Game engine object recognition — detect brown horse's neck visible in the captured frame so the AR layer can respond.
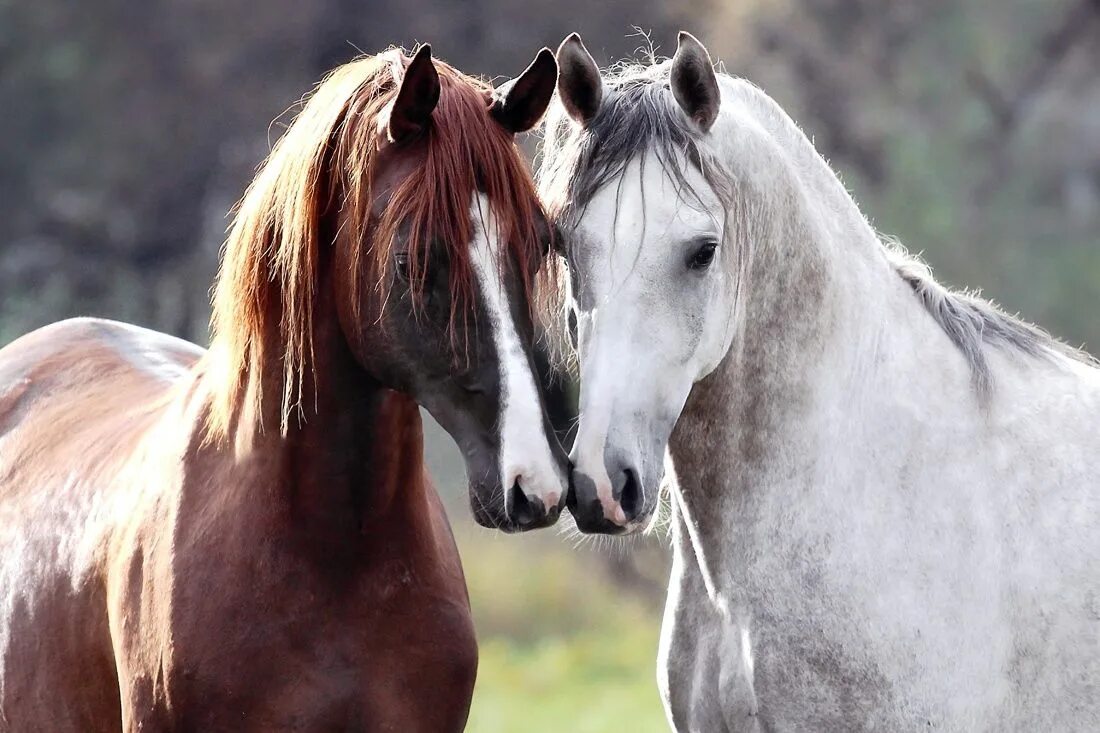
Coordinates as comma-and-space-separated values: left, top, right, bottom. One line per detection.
207, 287, 427, 544
283, 317, 426, 535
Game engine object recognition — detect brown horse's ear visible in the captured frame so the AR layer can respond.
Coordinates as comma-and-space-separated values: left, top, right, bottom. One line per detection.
555, 33, 602, 126
387, 44, 440, 143
490, 48, 558, 134
670, 31, 720, 132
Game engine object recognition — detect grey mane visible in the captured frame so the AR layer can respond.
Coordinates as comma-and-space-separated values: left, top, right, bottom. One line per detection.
883, 241, 1094, 394
540, 59, 1094, 394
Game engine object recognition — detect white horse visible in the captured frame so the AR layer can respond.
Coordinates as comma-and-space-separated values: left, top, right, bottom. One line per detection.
539, 32, 1100, 732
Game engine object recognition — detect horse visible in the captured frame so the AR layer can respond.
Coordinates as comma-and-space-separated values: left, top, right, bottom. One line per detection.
539, 31, 1100, 731
0, 44, 567, 731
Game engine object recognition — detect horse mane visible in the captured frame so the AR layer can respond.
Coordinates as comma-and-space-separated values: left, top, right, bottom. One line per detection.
881, 239, 1095, 393
205, 48, 546, 438
538, 56, 1095, 396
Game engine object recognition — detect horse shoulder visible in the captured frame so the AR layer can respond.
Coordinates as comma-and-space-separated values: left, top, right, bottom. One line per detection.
347, 474, 477, 729
373, 473, 477, 700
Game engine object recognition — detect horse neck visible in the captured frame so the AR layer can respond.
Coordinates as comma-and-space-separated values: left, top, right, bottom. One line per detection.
205, 272, 429, 545
668, 106, 976, 588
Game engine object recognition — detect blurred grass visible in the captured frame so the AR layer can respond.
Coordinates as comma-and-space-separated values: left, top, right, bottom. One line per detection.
469, 631, 666, 733
455, 526, 668, 733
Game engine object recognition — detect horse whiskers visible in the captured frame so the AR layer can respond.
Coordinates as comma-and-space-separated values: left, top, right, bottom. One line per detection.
557, 515, 652, 555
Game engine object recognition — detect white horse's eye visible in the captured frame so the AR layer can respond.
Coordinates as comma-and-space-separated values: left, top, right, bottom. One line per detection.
687, 240, 718, 270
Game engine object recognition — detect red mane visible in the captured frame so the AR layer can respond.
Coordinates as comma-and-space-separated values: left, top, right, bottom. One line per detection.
205, 48, 547, 438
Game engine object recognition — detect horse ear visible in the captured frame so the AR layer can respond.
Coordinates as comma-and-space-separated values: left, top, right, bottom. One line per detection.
556, 33, 602, 126
491, 48, 558, 134
670, 31, 720, 132
387, 44, 440, 144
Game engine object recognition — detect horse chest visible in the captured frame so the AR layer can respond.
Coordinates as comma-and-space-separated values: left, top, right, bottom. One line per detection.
110, 513, 477, 732
659, 543, 764, 733
137, 576, 476, 732
660, 524, 921, 732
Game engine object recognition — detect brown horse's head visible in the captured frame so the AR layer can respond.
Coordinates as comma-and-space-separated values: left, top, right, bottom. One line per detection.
208, 45, 570, 531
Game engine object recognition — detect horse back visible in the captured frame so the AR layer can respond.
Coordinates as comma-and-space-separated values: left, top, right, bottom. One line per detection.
0, 316, 200, 449
0, 317, 201, 731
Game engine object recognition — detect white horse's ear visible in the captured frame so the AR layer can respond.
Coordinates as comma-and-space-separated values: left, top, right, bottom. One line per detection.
387, 44, 440, 144
556, 33, 603, 126
491, 48, 558, 134
671, 31, 719, 132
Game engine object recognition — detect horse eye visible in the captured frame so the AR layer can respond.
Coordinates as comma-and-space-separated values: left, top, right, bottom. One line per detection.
459, 380, 488, 396
394, 252, 411, 283
687, 240, 718, 270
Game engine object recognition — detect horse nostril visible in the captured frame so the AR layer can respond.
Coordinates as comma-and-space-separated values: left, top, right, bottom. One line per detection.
507, 479, 543, 528
618, 468, 641, 522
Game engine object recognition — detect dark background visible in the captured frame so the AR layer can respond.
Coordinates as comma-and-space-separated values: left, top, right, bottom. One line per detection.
3, 1, 1099, 350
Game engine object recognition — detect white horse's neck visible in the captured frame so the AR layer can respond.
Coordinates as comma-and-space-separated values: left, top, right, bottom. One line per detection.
668, 77, 1046, 596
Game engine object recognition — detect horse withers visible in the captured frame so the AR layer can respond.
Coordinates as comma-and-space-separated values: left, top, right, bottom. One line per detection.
0, 45, 565, 731
541, 32, 1100, 732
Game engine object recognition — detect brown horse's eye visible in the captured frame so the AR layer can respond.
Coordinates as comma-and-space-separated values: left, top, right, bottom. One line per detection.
394, 252, 411, 283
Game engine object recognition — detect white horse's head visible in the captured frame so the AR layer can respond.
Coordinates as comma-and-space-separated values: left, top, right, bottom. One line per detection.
540, 33, 747, 533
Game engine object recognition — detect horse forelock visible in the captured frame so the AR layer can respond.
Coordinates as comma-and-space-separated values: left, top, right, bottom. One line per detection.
206, 48, 549, 439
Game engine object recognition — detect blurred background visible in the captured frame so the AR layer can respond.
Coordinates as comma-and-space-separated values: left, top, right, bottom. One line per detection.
2, 0, 1099, 730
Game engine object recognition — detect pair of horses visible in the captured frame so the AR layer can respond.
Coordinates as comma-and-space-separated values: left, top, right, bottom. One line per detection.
2, 30, 1098, 732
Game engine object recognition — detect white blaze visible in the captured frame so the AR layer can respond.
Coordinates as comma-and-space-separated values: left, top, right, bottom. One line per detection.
468, 195, 566, 512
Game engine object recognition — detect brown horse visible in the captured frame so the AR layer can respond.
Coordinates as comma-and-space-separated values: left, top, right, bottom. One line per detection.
0, 45, 567, 731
